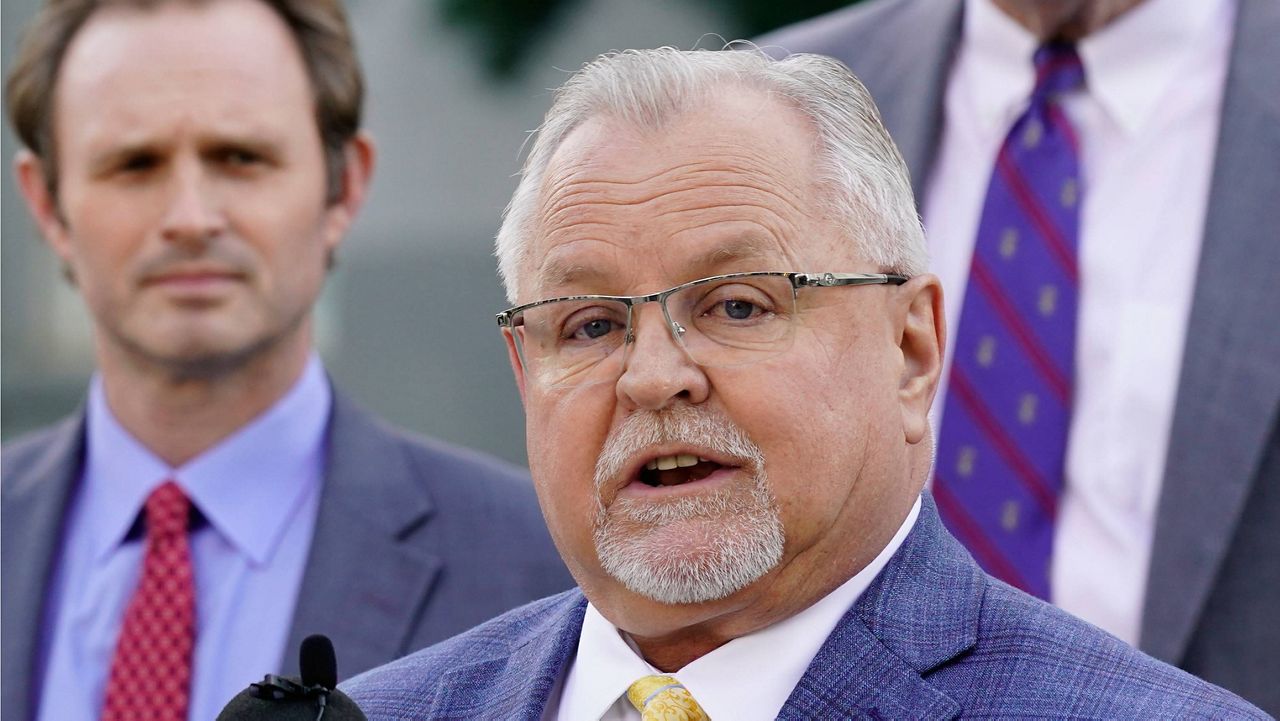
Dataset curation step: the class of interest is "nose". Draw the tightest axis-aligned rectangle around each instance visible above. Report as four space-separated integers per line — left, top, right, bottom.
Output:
615 303 710 410
160 164 226 248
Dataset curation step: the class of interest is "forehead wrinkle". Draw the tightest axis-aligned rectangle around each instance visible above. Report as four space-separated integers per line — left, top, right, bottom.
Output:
540 132 815 218
533 236 632 295
542 175 811 239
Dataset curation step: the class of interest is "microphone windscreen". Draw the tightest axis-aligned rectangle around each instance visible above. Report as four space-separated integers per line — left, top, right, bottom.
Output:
299 634 337 690
215 685 367 720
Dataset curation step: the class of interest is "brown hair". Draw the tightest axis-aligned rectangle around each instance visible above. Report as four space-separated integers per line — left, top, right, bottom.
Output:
4 0 363 203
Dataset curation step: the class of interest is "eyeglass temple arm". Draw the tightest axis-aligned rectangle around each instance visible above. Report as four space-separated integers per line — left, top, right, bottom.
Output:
794 272 910 288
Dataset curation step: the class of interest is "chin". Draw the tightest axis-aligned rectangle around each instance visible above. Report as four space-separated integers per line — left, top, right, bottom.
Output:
122 330 283 380
597 515 785 606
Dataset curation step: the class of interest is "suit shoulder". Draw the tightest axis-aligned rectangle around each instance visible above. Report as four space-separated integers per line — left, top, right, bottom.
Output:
2 416 81 493
942 581 1267 718
341 591 581 712
384 424 531 489
757 0 925 58
376 426 550 527
331 390 533 500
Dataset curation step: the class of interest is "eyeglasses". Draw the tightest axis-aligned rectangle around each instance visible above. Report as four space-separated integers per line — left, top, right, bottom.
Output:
496 271 909 388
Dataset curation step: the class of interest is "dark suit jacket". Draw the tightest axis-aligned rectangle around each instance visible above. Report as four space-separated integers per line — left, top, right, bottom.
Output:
0 387 575 721
342 494 1265 719
760 0 1280 712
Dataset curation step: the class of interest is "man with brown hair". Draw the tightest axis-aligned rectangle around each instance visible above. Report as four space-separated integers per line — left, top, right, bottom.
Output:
0 1 571 719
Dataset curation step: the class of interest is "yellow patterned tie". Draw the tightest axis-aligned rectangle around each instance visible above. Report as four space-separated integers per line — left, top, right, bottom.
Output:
627 675 710 721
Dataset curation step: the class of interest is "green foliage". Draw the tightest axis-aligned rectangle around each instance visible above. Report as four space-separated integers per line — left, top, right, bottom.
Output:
439 0 585 78
437 0 864 80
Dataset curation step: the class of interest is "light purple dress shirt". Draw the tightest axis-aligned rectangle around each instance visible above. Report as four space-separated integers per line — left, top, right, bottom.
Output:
36 355 331 721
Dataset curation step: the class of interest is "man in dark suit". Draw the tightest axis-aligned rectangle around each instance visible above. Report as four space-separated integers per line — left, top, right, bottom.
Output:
759 0 1280 713
0 1 571 719
342 47 1264 719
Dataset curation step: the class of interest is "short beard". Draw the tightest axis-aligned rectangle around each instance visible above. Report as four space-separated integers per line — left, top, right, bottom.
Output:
106 302 310 384
592 404 785 605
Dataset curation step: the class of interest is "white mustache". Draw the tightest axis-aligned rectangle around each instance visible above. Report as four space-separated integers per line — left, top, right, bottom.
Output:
593 403 764 493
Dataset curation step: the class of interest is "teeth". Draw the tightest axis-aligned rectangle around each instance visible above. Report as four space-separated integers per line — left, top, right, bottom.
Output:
645 454 705 472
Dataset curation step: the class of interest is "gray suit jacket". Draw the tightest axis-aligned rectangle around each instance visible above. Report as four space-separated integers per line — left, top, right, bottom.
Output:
342 494 1265 720
761 0 1280 713
0 386 574 721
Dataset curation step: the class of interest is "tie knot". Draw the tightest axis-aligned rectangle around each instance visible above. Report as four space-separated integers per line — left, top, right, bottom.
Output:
627 675 710 721
1032 43 1084 100
145 480 191 538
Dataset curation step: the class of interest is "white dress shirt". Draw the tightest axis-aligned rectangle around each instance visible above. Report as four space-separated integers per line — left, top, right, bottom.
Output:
550 496 922 720
925 0 1234 643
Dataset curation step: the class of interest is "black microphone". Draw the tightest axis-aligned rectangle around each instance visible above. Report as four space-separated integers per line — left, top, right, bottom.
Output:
216 634 366 720
300 634 338 691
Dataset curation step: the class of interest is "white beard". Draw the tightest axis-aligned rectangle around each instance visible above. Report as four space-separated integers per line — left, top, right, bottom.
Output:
592 404 785 604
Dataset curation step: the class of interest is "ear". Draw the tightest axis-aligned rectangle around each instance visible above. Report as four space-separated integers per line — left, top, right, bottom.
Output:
15 150 74 264
503 327 529 408
893 273 945 445
321 131 376 253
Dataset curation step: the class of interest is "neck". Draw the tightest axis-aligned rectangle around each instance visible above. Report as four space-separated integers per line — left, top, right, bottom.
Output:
96 330 314 467
990 0 1146 42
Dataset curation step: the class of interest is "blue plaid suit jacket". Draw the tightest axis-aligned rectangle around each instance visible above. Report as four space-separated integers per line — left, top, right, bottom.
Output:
343 494 1265 719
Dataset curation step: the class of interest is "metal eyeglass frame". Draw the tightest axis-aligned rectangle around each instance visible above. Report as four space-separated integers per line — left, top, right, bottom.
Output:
495 270 909 336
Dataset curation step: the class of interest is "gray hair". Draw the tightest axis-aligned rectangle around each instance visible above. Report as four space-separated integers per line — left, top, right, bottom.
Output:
495 45 927 304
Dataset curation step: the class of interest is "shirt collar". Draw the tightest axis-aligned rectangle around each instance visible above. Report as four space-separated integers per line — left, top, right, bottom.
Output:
563 496 923 720
961 0 1234 136
83 354 332 567
1079 0 1233 135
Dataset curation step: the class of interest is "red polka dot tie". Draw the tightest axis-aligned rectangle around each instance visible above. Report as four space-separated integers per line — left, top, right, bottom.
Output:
101 481 195 721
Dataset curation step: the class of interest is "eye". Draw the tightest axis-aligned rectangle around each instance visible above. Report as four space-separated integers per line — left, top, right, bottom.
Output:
558 304 627 344
696 283 776 323
720 299 760 320
571 318 617 340
219 148 263 166
118 152 160 174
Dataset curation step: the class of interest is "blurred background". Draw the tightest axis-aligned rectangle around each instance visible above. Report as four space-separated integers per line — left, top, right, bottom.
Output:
1 0 859 465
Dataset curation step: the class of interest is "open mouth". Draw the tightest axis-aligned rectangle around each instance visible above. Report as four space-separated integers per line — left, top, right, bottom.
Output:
639 454 725 488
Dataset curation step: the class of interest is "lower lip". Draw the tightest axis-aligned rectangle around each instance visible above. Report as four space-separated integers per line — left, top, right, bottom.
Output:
147 274 241 293
615 465 742 499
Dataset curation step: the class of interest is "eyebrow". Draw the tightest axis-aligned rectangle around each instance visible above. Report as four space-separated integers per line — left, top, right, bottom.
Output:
536 257 611 294
688 235 778 273
88 141 162 175
87 133 282 174
534 234 781 296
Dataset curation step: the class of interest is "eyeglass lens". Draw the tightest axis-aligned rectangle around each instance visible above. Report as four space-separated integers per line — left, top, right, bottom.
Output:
513 274 799 387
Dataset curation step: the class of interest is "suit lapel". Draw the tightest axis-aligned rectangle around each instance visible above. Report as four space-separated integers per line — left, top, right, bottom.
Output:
1 412 87 721
780 494 971 720
283 389 441 677
431 594 586 720
1141 0 1280 664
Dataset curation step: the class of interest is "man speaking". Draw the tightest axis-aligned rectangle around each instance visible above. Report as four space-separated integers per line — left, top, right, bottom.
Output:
1 1 570 719
342 47 1264 718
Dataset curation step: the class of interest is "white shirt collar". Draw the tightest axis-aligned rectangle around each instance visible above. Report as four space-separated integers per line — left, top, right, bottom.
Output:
962 0 1233 136
560 496 923 720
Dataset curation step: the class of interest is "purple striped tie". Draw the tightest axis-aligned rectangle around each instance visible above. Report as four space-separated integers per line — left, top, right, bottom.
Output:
934 44 1084 599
